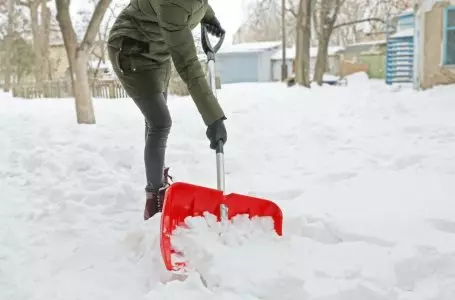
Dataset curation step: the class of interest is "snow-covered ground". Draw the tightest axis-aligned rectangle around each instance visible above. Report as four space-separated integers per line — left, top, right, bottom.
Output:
2 74 455 300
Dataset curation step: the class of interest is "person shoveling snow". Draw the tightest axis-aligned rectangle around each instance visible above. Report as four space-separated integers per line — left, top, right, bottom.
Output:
107 0 228 220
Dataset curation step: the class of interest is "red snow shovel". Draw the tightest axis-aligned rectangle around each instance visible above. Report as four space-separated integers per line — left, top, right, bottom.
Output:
160 25 283 273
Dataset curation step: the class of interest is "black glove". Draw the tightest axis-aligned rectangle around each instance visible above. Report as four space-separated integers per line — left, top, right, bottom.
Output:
206 118 227 150
201 17 225 38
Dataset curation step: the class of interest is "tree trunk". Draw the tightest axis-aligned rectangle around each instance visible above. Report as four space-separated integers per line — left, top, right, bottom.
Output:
313 0 343 85
56 0 112 124
295 0 311 87
41 1 51 81
313 35 329 85
72 53 95 123
4 0 15 92
56 1 95 124
29 1 43 89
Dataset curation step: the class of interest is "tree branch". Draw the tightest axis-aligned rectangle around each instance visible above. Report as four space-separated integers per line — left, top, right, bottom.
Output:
333 17 385 30
285 0 298 18
80 0 111 52
17 0 30 7
286 7 297 17
55 0 76 56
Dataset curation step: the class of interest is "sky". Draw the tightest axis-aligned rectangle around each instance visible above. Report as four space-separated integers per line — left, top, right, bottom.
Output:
69 0 254 45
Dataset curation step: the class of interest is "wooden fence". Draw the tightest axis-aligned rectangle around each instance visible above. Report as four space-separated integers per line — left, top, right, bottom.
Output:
340 60 370 77
91 80 128 98
12 79 128 99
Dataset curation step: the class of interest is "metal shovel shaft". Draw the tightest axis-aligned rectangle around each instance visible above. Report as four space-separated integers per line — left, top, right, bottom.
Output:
207 58 227 221
206 58 225 192
201 24 227 221
207 60 217 98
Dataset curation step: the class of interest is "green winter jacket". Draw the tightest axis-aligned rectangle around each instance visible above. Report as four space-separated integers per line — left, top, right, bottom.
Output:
108 0 225 126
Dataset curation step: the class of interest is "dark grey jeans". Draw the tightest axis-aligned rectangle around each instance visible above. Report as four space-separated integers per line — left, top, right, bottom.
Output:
108 36 172 192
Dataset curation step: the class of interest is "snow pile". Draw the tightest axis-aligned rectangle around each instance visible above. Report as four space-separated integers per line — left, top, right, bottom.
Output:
170 214 304 299
2 79 455 300
344 71 370 84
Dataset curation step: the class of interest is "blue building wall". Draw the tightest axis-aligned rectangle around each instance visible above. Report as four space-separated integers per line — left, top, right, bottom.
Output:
216 52 260 84
397 12 414 30
386 12 415 85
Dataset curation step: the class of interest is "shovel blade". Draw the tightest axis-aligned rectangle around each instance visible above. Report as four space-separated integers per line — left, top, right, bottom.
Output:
160 182 283 272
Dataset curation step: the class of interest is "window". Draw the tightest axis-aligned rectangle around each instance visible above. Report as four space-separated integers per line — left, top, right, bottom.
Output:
443 7 455 65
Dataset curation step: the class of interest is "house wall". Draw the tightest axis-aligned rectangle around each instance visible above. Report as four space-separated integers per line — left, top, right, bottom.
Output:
216 52 259 84
397 12 415 31
272 55 341 81
48 43 107 80
49 45 68 79
358 53 386 78
421 2 455 89
340 54 385 78
340 60 369 77
271 59 293 81
327 56 341 75
257 46 281 81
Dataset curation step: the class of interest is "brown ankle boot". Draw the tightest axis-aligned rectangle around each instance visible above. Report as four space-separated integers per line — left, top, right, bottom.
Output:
144 167 173 220
144 191 159 220
144 187 169 220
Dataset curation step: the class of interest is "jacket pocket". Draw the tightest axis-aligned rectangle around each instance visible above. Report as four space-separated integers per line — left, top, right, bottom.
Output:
118 51 133 74
107 37 128 76
119 37 151 74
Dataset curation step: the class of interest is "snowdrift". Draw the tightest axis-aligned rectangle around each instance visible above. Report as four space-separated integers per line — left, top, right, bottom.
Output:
2 78 455 300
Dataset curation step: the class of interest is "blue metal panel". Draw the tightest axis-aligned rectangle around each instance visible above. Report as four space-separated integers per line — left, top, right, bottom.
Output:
216 53 259 84
442 6 455 65
386 36 414 85
398 13 414 31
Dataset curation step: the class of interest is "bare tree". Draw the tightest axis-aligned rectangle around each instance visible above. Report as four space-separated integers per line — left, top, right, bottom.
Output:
234 0 295 45
3 0 14 91
0 0 35 87
18 0 52 88
55 0 111 124
312 0 346 85
78 0 122 79
0 32 35 83
310 0 407 85
332 0 413 46
294 0 311 87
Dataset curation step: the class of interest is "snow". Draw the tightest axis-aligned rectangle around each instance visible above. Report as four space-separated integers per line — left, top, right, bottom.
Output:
2 75 455 300
347 40 387 47
169 214 305 299
398 8 414 16
391 28 415 38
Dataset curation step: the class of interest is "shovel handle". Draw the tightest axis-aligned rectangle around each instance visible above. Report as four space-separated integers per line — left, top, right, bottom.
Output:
217 141 228 221
201 24 225 57
201 23 227 219
216 141 225 192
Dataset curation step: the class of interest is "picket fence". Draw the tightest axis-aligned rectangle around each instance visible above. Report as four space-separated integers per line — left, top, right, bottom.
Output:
12 79 128 99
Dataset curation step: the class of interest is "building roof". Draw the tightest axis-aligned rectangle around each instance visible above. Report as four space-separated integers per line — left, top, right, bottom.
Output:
270 45 344 60
390 28 414 38
217 41 281 54
349 40 387 46
341 40 386 54
398 8 414 17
